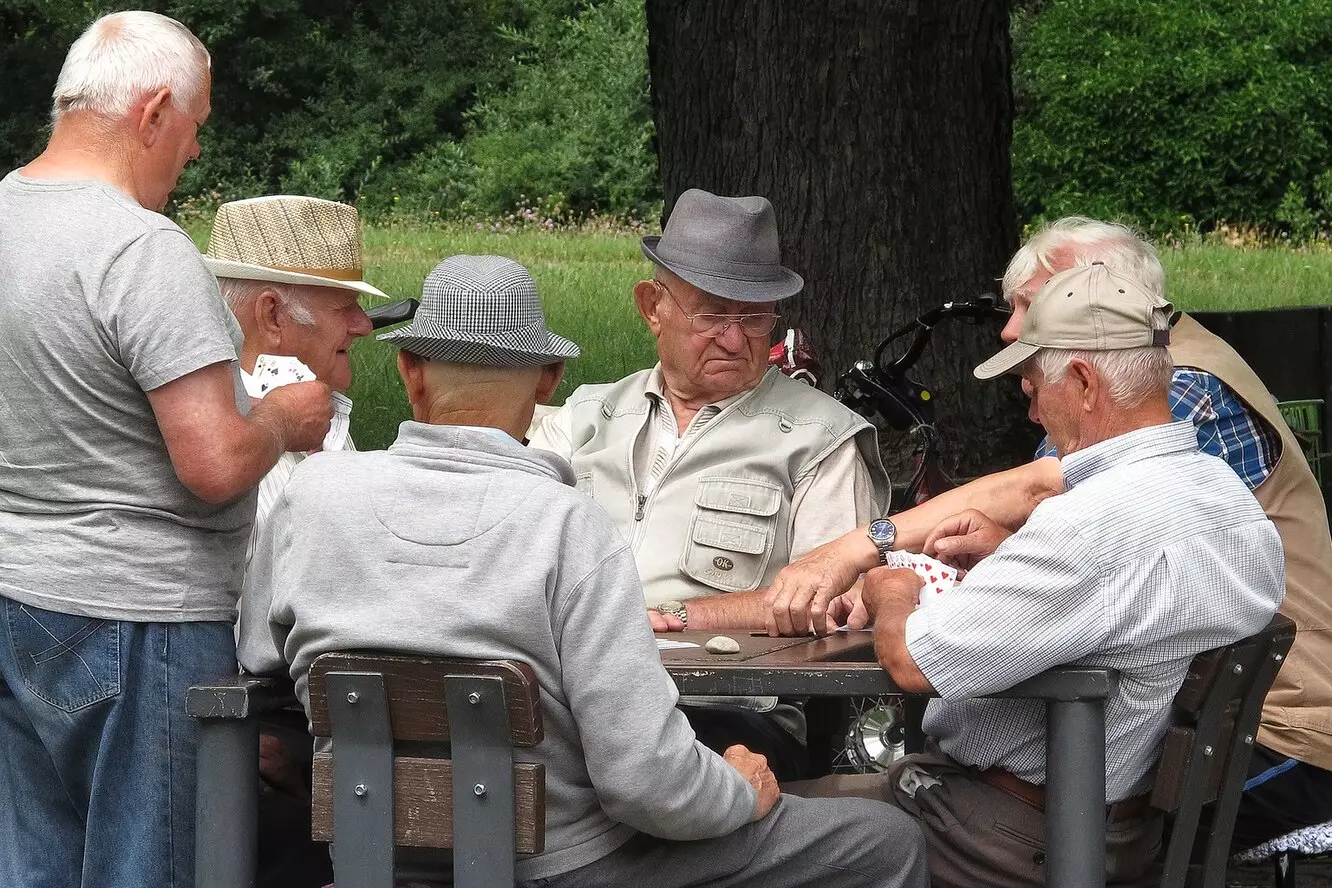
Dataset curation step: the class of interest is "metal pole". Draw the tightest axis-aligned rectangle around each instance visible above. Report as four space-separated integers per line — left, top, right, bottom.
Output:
1044 699 1106 888
194 717 259 888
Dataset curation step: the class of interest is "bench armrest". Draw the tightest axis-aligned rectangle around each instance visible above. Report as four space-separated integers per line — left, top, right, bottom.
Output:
186 673 298 720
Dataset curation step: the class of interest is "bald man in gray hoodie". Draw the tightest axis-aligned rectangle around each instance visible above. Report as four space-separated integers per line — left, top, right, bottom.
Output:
239 255 927 888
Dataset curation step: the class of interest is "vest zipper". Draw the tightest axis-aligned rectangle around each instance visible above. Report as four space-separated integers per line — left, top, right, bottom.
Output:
635 495 646 521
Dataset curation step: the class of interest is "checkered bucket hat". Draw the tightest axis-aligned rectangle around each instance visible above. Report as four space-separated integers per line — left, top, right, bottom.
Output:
377 255 580 366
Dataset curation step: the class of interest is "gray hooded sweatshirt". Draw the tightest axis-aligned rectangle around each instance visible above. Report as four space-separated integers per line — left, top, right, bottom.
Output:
238 422 755 880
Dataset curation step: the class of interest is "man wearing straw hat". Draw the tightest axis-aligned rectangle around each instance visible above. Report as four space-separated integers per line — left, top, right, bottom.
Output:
204 194 390 559
203 193 390 888
0 12 331 888
239 254 928 888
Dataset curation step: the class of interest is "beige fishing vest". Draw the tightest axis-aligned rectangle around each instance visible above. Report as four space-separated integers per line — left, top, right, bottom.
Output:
1171 314 1332 769
561 367 890 606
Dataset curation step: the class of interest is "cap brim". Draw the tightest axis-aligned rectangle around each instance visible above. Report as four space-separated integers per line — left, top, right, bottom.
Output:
376 325 580 367
640 237 802 303
973 341 1040 380
204 258 391 300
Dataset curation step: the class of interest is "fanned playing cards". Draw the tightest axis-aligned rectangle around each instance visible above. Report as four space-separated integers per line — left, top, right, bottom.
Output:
245 354 352 453
884 550 959 606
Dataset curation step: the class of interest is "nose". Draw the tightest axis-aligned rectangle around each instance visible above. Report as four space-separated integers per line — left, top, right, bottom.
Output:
1000 306 1025 344
714 321 747 352
349 304 373 337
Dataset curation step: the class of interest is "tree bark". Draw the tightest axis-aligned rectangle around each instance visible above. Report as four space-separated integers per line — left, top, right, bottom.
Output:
645 0 1037 477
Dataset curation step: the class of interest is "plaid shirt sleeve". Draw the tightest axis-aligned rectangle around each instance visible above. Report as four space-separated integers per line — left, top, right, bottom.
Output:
1171 369 1279 490
1034 369 1278 490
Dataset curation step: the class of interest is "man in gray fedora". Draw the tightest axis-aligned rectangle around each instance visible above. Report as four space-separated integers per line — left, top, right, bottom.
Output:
529 187 890 777
238 254 928 888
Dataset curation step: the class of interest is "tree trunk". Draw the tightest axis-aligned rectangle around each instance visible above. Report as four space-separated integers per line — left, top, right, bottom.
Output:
645 0 1037 478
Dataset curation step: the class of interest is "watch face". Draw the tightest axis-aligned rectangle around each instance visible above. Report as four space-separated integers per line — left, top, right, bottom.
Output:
868 518 896 544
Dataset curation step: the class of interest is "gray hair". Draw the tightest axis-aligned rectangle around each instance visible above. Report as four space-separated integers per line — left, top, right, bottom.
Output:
1003 216 1165 303
1031 346 1173 408
52 11 210 122
218 278 316 326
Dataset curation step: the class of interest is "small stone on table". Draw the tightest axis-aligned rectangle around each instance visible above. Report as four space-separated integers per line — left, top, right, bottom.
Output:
705 635 741 654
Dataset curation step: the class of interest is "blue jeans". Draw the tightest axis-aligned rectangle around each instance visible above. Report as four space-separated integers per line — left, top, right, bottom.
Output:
0 594 235 888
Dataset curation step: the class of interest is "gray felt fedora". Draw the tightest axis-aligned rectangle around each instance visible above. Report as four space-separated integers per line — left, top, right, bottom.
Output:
641 188 803 303
376 255 580 366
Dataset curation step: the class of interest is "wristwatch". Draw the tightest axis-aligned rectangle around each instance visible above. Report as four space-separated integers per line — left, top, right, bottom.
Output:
655 599 688 628
867 517 897 566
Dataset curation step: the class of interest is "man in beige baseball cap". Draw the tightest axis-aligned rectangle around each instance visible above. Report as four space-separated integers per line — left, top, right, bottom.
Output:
974 260 1172 380
786 261 1284 888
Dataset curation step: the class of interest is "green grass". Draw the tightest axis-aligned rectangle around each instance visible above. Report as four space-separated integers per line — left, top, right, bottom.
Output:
1161 245 1332 312
348 225 658 449
185 221 1332 450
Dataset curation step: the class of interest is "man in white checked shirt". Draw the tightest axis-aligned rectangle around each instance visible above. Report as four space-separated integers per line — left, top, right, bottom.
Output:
795 263 1285 888
205 195 391 560
205 194 390 888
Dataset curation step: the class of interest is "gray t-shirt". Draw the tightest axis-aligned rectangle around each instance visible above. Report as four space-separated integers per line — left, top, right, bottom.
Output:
0 172 253 622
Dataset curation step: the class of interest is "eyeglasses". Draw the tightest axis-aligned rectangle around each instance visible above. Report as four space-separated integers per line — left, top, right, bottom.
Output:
655 280 779 339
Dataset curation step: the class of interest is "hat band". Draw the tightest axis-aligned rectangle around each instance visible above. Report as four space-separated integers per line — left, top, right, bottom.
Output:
266 264 364 282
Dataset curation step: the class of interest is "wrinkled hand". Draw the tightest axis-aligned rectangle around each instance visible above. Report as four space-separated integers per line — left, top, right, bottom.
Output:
647 608 685 632
764 538 864 637
262 380 333 453
826 579 870 631
724 744 779 821
258 732 305 798
862 568 924 624
924 508 1012 571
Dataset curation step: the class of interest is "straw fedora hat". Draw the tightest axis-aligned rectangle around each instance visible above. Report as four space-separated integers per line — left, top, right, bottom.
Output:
203 195 390 299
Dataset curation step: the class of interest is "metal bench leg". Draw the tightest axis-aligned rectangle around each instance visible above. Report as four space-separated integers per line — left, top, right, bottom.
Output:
1277 851 1295 888
1045 698 1106 888
195 717 260 888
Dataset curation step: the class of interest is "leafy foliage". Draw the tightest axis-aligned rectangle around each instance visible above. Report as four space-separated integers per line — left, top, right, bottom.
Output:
1013 0 1332 234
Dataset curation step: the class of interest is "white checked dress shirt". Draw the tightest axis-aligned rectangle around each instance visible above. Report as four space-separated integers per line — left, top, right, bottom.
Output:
907 421 1285 801
240 368 356 566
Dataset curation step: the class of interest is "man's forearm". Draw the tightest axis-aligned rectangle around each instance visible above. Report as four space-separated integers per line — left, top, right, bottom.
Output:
872 601 934 694
189 403 288 504
890 457 1062 551
682 591 769 631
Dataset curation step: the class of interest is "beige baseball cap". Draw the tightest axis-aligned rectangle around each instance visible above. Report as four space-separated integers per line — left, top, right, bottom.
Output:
973 262 1173 380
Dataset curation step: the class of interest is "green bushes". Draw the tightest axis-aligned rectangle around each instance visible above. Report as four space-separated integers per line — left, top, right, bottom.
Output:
8 0 1332 236
1012 0 1332 236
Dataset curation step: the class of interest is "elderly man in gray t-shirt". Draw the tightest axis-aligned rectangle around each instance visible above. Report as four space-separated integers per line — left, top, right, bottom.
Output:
240 254 927 888
0 14 331 888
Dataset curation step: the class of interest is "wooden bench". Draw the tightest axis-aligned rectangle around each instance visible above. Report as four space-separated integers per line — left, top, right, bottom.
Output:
305 652 547 888
1151 613 1297 888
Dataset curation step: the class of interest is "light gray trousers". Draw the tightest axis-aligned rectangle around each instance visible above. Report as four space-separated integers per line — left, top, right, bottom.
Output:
521 793 928 888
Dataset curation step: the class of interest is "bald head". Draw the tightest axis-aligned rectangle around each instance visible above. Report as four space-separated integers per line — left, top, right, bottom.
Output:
396 352 564 441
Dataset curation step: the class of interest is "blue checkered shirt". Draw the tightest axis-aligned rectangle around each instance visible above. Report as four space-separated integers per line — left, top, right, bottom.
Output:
1036 369 1280 490
908 422 1284 801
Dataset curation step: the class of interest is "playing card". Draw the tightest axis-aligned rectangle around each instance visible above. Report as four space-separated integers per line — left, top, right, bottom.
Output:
883 550 959 605
252 354 316 395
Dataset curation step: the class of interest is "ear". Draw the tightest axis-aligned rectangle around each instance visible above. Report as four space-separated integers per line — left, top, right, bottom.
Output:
536 362 565 405
136 87 173 147
633 280 664 336
1066 357 1101 412
396 351 428 420
251 289 284 348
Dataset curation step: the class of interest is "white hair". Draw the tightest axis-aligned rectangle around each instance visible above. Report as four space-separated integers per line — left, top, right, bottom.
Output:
51 11 210 122
218 278 316 327
1003 216 1165 303
1031 346 1173 408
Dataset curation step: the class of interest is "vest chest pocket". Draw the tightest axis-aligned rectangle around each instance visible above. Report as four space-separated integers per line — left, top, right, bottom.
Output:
680 478 783 592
